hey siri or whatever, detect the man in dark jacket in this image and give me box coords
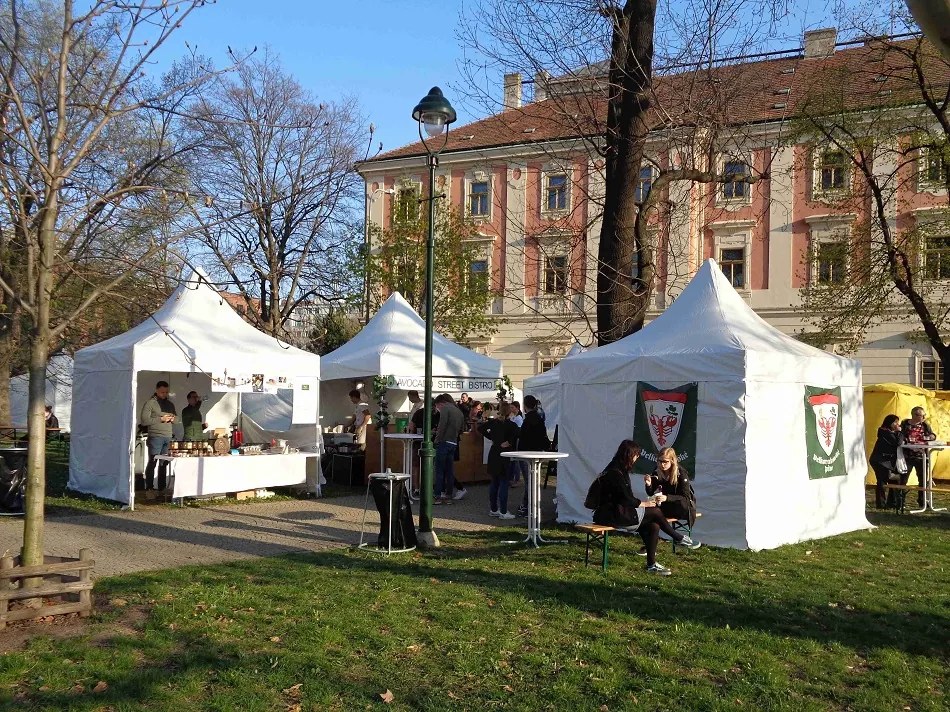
[433,394,465,503]
[901,407,936,507]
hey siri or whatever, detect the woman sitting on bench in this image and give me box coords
[591,440,701,576]
[645,447,696,527]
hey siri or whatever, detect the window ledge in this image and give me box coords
[533,293,581,314]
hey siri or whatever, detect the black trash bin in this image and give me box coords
[0,447,28,515]
[367,475,417,551]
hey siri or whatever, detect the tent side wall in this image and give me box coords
[690,380,750,550]
[522,374,561,436]
[68,368,136,504]
[743,377,871,550]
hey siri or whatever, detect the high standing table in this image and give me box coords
[901,442,949,514]
[383,433,422,500]
[358,470,415,554]
[501,451,569,547]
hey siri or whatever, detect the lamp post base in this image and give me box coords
[416,530,441,549]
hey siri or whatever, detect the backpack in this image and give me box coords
[583,475,604,510]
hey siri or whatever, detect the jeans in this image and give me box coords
[904,457,926,507]
[434,441,456,497]
[488,472,510,513]
[145,435,171,490]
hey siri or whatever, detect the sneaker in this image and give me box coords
[636,546,648,556]
[678,535,702,550]
[489,510,500,517]
[498,512,517,520]
[452,488,468,501]
[646,563,672,576]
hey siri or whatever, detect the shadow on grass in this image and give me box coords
[275,543,948,661]
[15,627,248,709]
[866,510,950,531]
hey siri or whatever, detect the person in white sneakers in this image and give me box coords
[433,394,465,504]
[587,440,701,576]
[478,403,519,519]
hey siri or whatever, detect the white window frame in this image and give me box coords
[462,233,496,309]
[635,164,655,204]
[540,165,571,216]
[708,220,755,294]
[812,146,851,200]
[805,214,855,287]
[718,156,753,205]
[914,207,950,281]
[918,147,949,194]
[392,178,423,223]
[918,356,944,390]
[533,231,578,312]
[466,170,492,220]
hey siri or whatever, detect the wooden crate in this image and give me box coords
[0,548,94,629]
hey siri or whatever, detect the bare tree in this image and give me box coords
[188,49,366,343]
[457,0,789,344]
[0,0,234,568]
[794,24,950,384]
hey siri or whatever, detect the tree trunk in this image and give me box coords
[0,347,11,427]
[596,0,657,345]
[21,212,55,570]
[939,346,950,391]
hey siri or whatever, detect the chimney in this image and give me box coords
[803,27,837,58]
[533,70,551,102]
[503,72,522,109]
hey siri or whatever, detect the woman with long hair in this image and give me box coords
[589,440,701,576]
[869,413,904,509]
[477,403,519,519]
[644,447,696,527]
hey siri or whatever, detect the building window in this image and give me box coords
[469,180,490,217]
[545,173,568,212]
[816,149,847,193]
[921,148,949,189]
[393,184,420,223]
[635,166,653,204]
[920,359,943,390]
[467,259,489,296]
[924,235,950,279]
[816,242,846,285]
[721,161,750,200]
[539,358,560,373]
[543,254,569,294]
[719,247,745,289]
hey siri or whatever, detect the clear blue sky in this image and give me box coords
[152,0,848,156]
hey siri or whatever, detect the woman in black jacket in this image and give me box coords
[645,447,696,527]
[869,414,904,509]
[477,404,520,519]
[590,440,701,576]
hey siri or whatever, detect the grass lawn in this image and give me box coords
[1,508,948,711]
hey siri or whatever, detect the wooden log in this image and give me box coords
[78,549,92,617]
[0,558,94,579]
[1,601,90,624]
[0,580,93,602]
[0,555,12,630]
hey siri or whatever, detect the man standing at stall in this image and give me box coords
[348,389,372,451]
[181,391,207,442]
[433,393,465,503]
[141,380,178,498]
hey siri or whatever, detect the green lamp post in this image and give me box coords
[412,86,456,548]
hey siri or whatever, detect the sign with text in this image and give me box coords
[384,375,500,393]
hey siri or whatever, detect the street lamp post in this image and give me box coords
[412,86,456,548]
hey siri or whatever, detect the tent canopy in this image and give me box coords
[522,342,588,434]
[320,292,502,382]
[69,270,320,505]
[10,353,73,432]
[556,259,870,550]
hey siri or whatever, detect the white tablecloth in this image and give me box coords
[157,453,318,498]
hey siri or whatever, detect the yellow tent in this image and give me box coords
[863,383,950,484]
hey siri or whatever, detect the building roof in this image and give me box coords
[361,37,947,166]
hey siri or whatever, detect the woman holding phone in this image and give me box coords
[644,447,697,527]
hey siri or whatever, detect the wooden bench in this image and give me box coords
[883,484,950,514]
[669,512,701,552]
[575,523,615,572]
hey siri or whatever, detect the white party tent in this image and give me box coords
[69,270,321,504]
[10,353,74,432]
[320,292,503,425]
[522,342,588,436]
[556,259,871,550]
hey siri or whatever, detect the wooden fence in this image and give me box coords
[0,548,94,629]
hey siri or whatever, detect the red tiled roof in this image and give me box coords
[361,37,947,166]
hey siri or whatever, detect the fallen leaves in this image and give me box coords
[92,681,108,693]
[379,689,395,704]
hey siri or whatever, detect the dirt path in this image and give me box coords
[0,483,552,578]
